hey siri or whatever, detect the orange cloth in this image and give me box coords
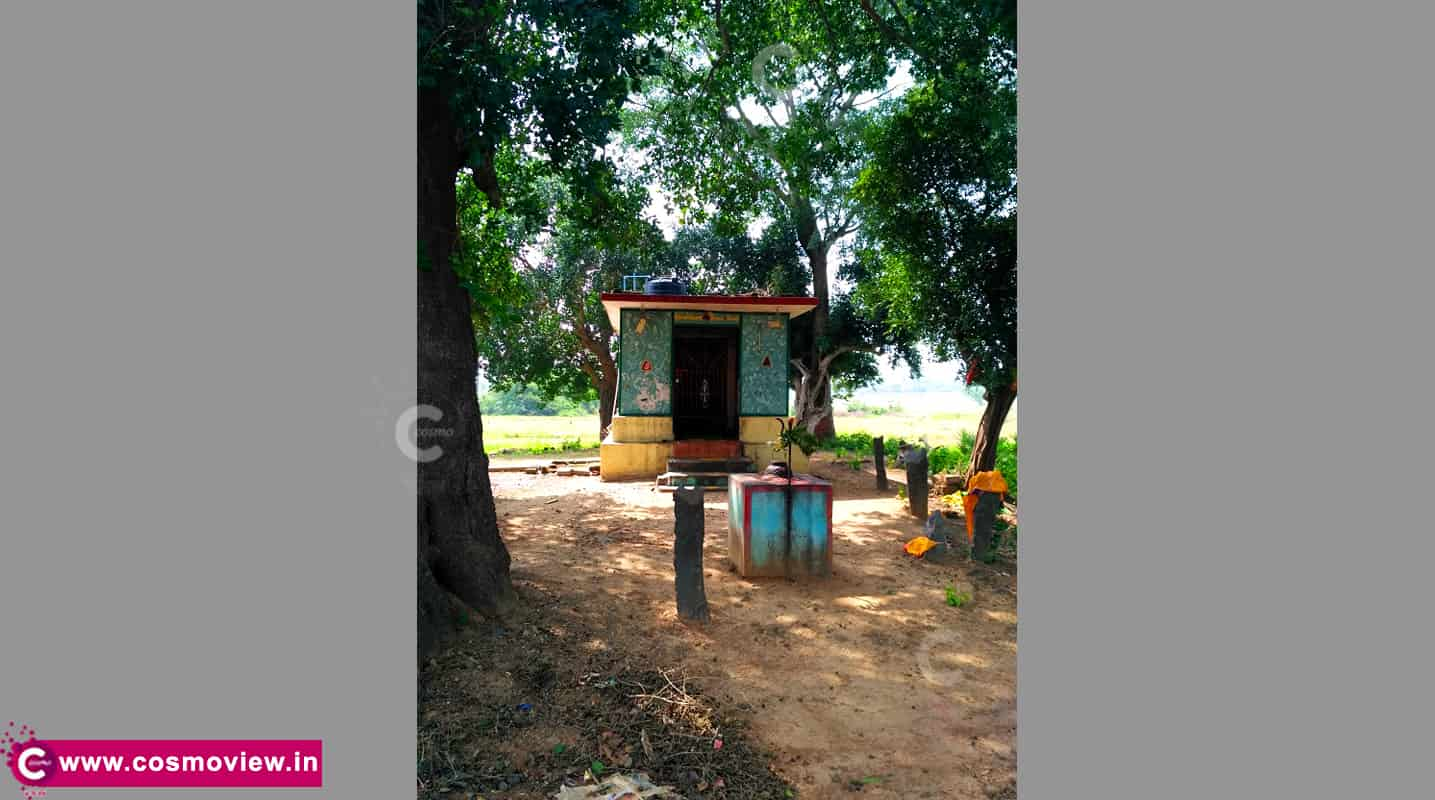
[967,470,1009,493]
[904,536,940,557]
[963,493,980,540]
[963,470,1008,540]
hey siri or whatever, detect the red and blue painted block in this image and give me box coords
[727,473,833,578]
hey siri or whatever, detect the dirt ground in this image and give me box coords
[423,456,1015,800]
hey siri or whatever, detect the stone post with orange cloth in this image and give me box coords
[964,470,1009,561]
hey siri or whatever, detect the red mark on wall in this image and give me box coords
[641,359,653,372]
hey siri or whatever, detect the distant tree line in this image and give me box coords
[480,385,599,417]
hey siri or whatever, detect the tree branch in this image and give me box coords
[723,112,795,207]
[819,344,877,373]
[858,0,909,49]
[697,0,734,96]
[849,82,906,109]
[858,0,938,64]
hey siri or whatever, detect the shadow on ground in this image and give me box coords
[421,455,1016,800]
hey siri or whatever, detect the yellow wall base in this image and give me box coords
[600,415,809,480]
[744,443,810,474]
[739,416,811,473]
[738,416,785,444]
[599,441,673,482]
[607,415,673,443]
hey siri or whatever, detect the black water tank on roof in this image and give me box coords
[643,276,688,295]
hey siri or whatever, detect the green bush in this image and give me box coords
[822,429,1017,499]
[927,430,975,475]
[819,433,900,462]
[923,434,1016,498]
[994,437,1018,497]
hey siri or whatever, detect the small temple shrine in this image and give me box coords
[597,279,819,484]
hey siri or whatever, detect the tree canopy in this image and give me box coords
[852,0,1018,474]
[475,166,665,437]
[624,0,920,433]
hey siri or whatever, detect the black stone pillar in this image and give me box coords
[970,490,1003,562]
[873,436,888,491]
[904,446,929,519]
[673,487,710,622]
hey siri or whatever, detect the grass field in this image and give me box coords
[482,415,601,456]
[833,408,1016,448]
[481,408,1015,455]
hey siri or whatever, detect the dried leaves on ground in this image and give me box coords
[418,585,793,800]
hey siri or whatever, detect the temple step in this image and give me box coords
[656,471,737,489]
[671,439,743,459]
[666,456,755,474]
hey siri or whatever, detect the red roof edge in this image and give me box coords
[599,292,818,306]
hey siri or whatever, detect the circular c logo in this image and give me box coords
[397,404,444,463]
[14,741,57,785]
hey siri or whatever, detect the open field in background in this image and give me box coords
[482,397,1015,456]
[834,390,1016,443]
[835,409,1016,448]
[482,415,601,456]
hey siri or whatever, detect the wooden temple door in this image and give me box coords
[672,327,738,439]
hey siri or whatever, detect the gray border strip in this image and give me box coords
[0,3,414,798]
[1022,1,1435,797]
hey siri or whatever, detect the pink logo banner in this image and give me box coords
[6,738,322,790]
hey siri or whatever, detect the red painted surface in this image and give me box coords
[600,292,818,309]
[671,439,743,458]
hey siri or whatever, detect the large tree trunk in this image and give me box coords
[793,364,833,436]
[596,363,617,441]
[572,286,619,442]
[794,206,834,436]
[965,381,1017,481]
[811,392,836,439]
[791,356,837,438]
[417,86,517,670]
[798,374,835,438]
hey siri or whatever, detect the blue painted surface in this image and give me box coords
[749,490,825,572]
[739,313,788,416]
[727,481,745,555]
[727,474,831,577]
[618,308,673,415]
